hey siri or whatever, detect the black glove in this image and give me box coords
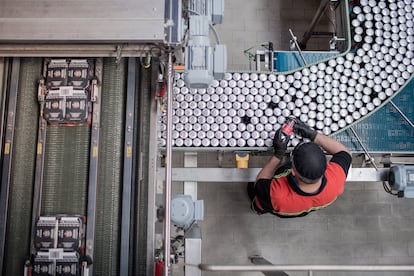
[294,120,317,141]
[272,129,289,160]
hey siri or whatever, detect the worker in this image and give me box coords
[247,119,352,217]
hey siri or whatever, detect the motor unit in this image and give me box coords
[389,165,414,198]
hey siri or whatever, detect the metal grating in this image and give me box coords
[334,78,414,152]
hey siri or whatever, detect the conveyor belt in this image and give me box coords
[333,78,414,152]
[94,58,126,276]
[42,125,90,215]
[4,58,41,276]
[2,58,130,276]
[159,0,414,150]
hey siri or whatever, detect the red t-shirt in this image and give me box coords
[254,151,352,217]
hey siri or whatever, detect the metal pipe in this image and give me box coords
[349,127,378,170]
[389,100,414,128]
[164,51,173,275]
[289,29,307,66]
[199,264,414,272]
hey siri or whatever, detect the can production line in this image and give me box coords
[154,0,414,275]
[159,0,414,150]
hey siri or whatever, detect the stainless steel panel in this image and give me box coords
[0,0,164,42]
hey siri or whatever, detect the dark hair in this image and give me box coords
[292,142,326,184]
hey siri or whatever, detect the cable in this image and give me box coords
[382,181,399,196]
[209,23,221,45]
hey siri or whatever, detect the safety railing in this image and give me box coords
[199,263,414,275]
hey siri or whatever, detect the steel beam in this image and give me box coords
[0,58,20,275]
[0,58,6,150]
[163,51,174,276]
[120,57,137,276]
[146,59,162,276]
[0,44,156,58]
[85,58,103,275]
[29,117,47,254]
[199,264,414,272]
[157,167,389,183]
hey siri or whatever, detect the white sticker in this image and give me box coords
[49,248,64,260]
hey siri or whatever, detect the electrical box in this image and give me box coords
[389,166,414,198]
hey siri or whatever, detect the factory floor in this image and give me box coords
[170,0,414,275]
[172,152,414,276]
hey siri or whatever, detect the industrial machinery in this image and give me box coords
[183,0,226,88]
[21,58,101,276]
[389,165,414,198]
[171,194,204,230]
[0,0,413,276]
[160,0,413,149]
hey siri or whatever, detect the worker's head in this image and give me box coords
[291,142,326,184]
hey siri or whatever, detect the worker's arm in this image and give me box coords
[294,119,351,155]
[256,129,288,182]
[313,133,351,155]
[256,156,281,182]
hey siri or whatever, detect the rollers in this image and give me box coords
[160,0,414,148]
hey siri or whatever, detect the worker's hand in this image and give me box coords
[272,129,289,160]
[294,120,317,141]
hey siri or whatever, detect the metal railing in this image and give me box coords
[199,263,414,275]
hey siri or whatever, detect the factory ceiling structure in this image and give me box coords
[0,0,413,276]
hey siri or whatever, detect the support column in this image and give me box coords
[184,152,201,276]
[120,57,138,276]
[85,58,103,275]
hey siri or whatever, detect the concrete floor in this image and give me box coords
[172,151,414,276]
[171,1,414,275]
[214,0,337,71]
